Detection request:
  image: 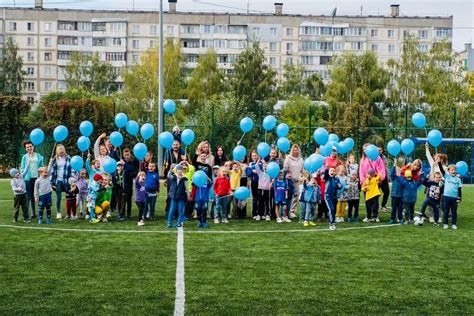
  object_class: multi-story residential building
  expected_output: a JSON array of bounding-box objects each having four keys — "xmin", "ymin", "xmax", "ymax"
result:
[{"xmin": 0, "ymin": 1, "xmax": 453, "ymax": 104}]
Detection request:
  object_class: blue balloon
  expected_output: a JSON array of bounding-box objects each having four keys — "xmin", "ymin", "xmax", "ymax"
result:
[
  {"xmin": 428, "ymin": 129, "xmax": 443, "ymax": 147},
  {"xmin": 328, "ymin": 133, "xmax": 339, "ymax": 143},
  {"xmin": 109, "ymin": 131, "xmax": 123, "ymax": 147},
  {"xmin": 338, "ymin": 141, "xmax": 348, "ymax": 154},
  {"xmin": 234, "ymin": 187, "xmax": 250, "ymax": 200},
  {"xmin": 103, "ymin": 157, "xmax": 117, "ymax": 174},
  {"xmin": 125, "ymin": 120, "xmax": 139, "ymax": 136},
  {"xmin": 276, "ymin": 137, "xmax": 291, "ymax": 153},
  {"xmin": 240, "ymin": 117, "xmax": 254, "ymax": 133},
  {"xmin": 163, "ymin": 99, "xmax": 176, "ymax": 114},
  {"xmin": 267, "ymin": 162, "xmax": 280, "ymax": 179},
  {"xmin": 257, "ymin": 142, "xmax": 271, "ymax": 158},
  {"xmin": 455, "ymin": 161, "xmax": 468, "ymax": 177},
  {"xmin": 115, "ymin": 113, "xmax": 128, "ymax": 129},
  {"xmin": 276, "ymin": 123, "xmax": 290, "ymax": 138},
  {"xmin": 53, "ymin": 125, "xmax": 68, "ymax": 142},
  {"xmin": 181, "ymin": 129, "xmax": 195, "ymax": 146},
  {"xmin": 320, "ymin": 143, "xmax": 333, "ymax": 157},
  {"xmin": 365, "ymin": 144, "xmax": 379, "ymax": 161},
  {"xmin": 387, "ymin": 139, "xmax": 401, "ymax": 157},
  {"xmin": 310, "ymin": 154, "xmax": 325, "ymax": 171},
  {"xmin": 158, "ymin": 132, "xmax": 174, "ymax": 149},
  {"xmin": 328, "ymin": 141, "xmax": 339, "ymax": 153},
  {"xmin": 70, "ymin": 155, "xmax": 84, "ymax": 172},
  {"xmin": 192, "ymin": 170, "xmax": 207, "ymax": 188},
  {"xmin": 133, "ymin": 143, "xmax": 148, "ymax": 160},
  {"xmin": 344, "ymin": 138, "xmax": 355, "ymax": 152},
  {"xmin": 262, "ymin": 115, "xmax": 277, "ymax": 131},
  {"xmin": 79, "ymin": 121, "xmax": 93, "ymax": 137},
  {"xmin": 30, "ymin": 128, "xmax": 45, "ymax": 146},
  {"xmin": 401, "ymin": 139, "xmax": 415, "ymax": 155},
  {"xmin": 232, "ymin": 145, "xmax": 247, "ymax": 161},
  {"xmin": 412, "ymin": 112, "xmax": 427, "ymax": 128},
  {"xmin": 76, "ymin": 136, "xmax": 90, "ymax": 152},
  {"xmin": 140, "ymin": 123, "xmax": 154, "ymax": 141},
  {"xmin": 313, "ymin": 128, "xmax": 329, "ymax": 145}
]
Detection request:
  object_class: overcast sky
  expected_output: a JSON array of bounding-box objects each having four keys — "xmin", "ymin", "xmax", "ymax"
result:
[{"xmin": 2, "ymin": 0, "xmax": 473, "ymax": 51}]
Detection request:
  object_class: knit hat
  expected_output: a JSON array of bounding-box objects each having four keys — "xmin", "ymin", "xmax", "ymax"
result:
[
  {"xmin": 68, "ymin": 177, "xmax": 77, "ymax": 186},
  {"xmin": 9, "ymin": 168, "xmax": 19, "ymax": 177},
  {"xmin": 367, "ymin": 169, "xmax": 375, "ymax": 176},
  {"xmin": 404, "ymin": 170, "xmax": 412, "ymax": 178},
  {"xmin": 350, "ymin": 170, "xmax": 357, "ymax": 176},
  {"xmin": 175, "ymin": 164, "xmax": 183, "ymax": 171},
  {"xmin": 93, "ymin": 174, "xmax": 102, "ymax": 182}
]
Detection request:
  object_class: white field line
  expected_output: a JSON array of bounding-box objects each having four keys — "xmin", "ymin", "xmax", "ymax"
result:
[
  {"xmin": 174, "ymin": 227, "xmax": 185, "ymax": 316},
  {"xmin": 0, "ymin": 223, "xmax": 400, "ymax": 234}
]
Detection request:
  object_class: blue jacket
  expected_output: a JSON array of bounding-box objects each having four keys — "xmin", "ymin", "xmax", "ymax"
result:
[
  {"xmin": 300, "ymin": 181, "xmax": 321, "ymax": 203},
  {"xmin": 195, "ymin": 181, "xmax": 211, "ymax": 202},
  {"xmin": 167, "ymin": 173, "xmax": 188, "ymax": 200},
  {"xmin": 20, "ymin": 152, "xmax": 44, "ymax": 181},
  {"xmin": 324, "ymin": 169, "xmax": 341, "ymax": 200},
  {"xmin": 399, "ymin": 177, "xmax": 423, "ymax": 203},
  {"xmin": 145, "ymin": 170, "xmax": 160, "ymax": 192},
  {"xmin": 390, "ymin": 167, "xmax": 403, "ymax": 198}
]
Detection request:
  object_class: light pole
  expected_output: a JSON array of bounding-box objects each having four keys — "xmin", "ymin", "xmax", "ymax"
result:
[{"xmin": 158, "ymin": 0, "xmax": 164, "ymax": 172}]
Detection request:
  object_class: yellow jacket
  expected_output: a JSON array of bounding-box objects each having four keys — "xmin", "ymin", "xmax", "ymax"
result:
[
  {"xmin": 363, "ymin": 175, "xmax": 381, "ymax": 200},
  {"xmin": 229, "ymin": 169, "xmax": 242, "ymax": 190}
]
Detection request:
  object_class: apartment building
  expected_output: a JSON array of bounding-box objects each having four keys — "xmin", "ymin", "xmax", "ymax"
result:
[{"xmin": 0, "ymin": 1, "xmax": 453, "ymax": 104}]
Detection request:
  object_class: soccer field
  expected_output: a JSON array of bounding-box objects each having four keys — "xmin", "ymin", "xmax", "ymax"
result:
[{"xmin": 1, "ymin": 180, "xmax": 473, "ymax": 314}]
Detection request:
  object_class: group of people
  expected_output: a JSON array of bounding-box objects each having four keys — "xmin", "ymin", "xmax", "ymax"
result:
[{"xmin": 10, "ymin": 128, "xmax": 464, "ymax": 230}]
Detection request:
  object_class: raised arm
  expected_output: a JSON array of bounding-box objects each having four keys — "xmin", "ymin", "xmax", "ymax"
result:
[{"xmin": 425, "ymin": 143, "xmax": 435, "ymax": 168}]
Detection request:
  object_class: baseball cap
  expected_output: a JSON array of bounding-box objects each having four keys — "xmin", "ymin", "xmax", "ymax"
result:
[{"xmin": 93, "ymin": 174, "xmax": 102, "ymax": 181}]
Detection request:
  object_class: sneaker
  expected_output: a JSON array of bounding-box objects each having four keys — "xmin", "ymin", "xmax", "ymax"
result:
[
  {"xmin": 196, "ymin": 222, "xmax": 203, "ymax": 228},
  {"xmin": 255, "ymin": 215, "xmax": 261, "ymax": 221},
  {"xmin": 24, "ymin": 218, "xmax": 31, "ymax": 223},
  {"xmin": 443, "ymin": 224, "xmax": 449, "ymax": 229},
  {"xmin": 388, "ymin": 219, "xmax": 395, "ymax": 224},
  {"xmin": 117, "ymin": 216, "xmax": 126, "ymax": 221},
  {"xmin": 289, "ymin": 212, "xmax": 297, "ymax": 219},
  {"xmin": 339, "ymin": 217, "xmax": 345, "ymax": 223},
  {"xmin": 381, "ymin": 207, "xmax": 388, "ymax": 212},
  {"xmin": 85, "ymin": 215, "xmax": 90, "ymax": 220},
  {"xmin": 329, "ymin": 224, "xmax": 336, "ymax": 231},
  {"xmin": 347, "ymin": 217, "xmax": 353, "ymax": 223},
  {"xmin": 202, "ymin": 223, "xmax": 209, "ymax": 228},
  {"xmin": 47, "ymin": 218, "xmax": 52, "ymax": 224},
  {"xmin": 362, "ymin": 217, "xmax": 369, "ymax": 223},
  {"xmin": 276, "ymin": 217, "xmax": 283, "ymax": 223},
  {"xmin": 71, "ymin": 215, "xmax": 78, "ymax": 220},
  {"xmin": 309, "ymin": 221, "xmax": 316, "ymax": 226},
  {"xmin": 399, "ymin": 220, "xmax": 405, "ymax": 225},
  {"xmin": 12, "ymin": 219, "xmax": 17, "ymax": 223},
  {"xmin": 375, "ymin": 218, "xmax": 380, "ymax": 223},
  {"xmin": 38, "ymin": 218, "xmax": 43, "ymax": 224},
  {"xmin": 369, "ymin": 218, "xmax": 376, "ymax": 223},
  {"xmin": 31, "ymin": 214, "xmax": 36, "ymax": 219},
  {"xmin": 429, "ymin": 216, "xmax": 434, "ymax": 223},
  {"xmin": 353, "ymin": 216, "xmax": 359, "ymax": 222},
  {"xmin": 214, "ymin": 218, "xmax": 220, "ymax": 224},
  {"xmin": 433, "ymin": 223, "xmax": 439, "ymax": 228},
  {"xmin": 102, "ymin": 217, "xmax": 108, "ymax": 223},
  {"xmin": 90, "ymin": 219, "xmax": 100, "ymax": 224},
  {"xmin": 64, "ymin": 215, "xmax": 70, "ymax": 220},
  {"xmin": 304, "ymin": 221, "xmax": 309, "ymax": 227},
  {"xmin": 193, "ymin": 214, "xmax": 198, "ymax": 219},
  {"xmin": 223, "ymin": 218, "xmax": 229, "ymax": 224},
  {"xmin": 137, "ymin": 220, "xmax": 145, "ymax": 226},
  {"xmin": 252, "ymin": 216, "xmax": 257, "ymax": 220},
  {"xmin": 265, "ymin": 215, "xmax": 271, "ymax": 221},
  {"xmin": 452, "ymin": 225, "xmax": 458, "ymax": 230},
  {"xmin": 107, "ymin": 211, "xmax": 112, "ymax": 219},
  {"xmin": 227, "ymin": 214, "xmax": 232, "ymax": 219},
  {"xmin": 282, "ymin": 217, "xmax": 292, "ymax": 223},
  {"xmin": 56, "ymin": 213, "xmax": 62, "ymax": 220}
]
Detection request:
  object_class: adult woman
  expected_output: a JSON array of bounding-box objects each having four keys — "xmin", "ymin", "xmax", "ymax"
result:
[
  {"xmin": 324, "ymin": 147, "xmax": 343, "ymax": 169},
  {"xmin": 359, "ymin": 143, "xmax": 386, "ymax": 185},
  {"xmin": 20, "ymin": 140, "xmax": 44, "ymax": 219},
  {"xmin": 214, "ymin": 146, "xmax": 228, "ymax": 168},
  {"xmin": 283, "ymin": 144, "xmax": 304, "ymax": 218},
  {"xmin": 400, "ymin": 159, "xmax": 423, "ymax": 180},
  {"xmin": 48, "ymin": 144, "xmax": 72, "ymax": 219},
  {"xmin": 193, "ymin": 141, "xmax": 215, "ymax": 167},
  {"xmin": 377, "ymin": 146, "xmax": 390, "ymax": 212}
]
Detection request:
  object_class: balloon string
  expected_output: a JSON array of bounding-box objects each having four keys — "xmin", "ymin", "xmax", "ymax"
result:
[
  {"xmin": 50, "ymin": 142, "xmax": 57, "ymax": 161},
  {"xmin": 265, "ymin": 132, "xmax": 267, "ymax": 143},
  {"xmin": 172, "ymin": 114, "xmax": 178, "ymax": 129},
  {"xmin": 239, "ymin": 132, "xmax": 246, "ymax": 143}
]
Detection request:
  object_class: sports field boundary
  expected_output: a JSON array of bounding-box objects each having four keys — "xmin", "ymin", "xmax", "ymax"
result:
[{"xmin": 174, "ymin": 227, "xmax": 185, "ymax": 316}]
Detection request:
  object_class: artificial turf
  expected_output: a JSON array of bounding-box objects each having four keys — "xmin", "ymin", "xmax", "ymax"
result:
[{"xmin": 0, "ymin": 179, "xmax": 473, "ymax": 314}]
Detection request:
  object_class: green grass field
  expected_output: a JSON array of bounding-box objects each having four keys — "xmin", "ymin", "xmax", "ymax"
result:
[{"xmin": 1, "ymin": 179, "xmax": 473, "ymax": 314}]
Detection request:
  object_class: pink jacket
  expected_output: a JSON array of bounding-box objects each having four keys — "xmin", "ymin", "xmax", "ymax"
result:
[{"xmin": 359, "ymin": 157, "xmax": 386, "ymax": 184}]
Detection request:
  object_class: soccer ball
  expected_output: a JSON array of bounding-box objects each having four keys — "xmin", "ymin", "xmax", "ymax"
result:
[{"xmin": 414, "ymin": 215, "xmax": 424, "ymax": 226}]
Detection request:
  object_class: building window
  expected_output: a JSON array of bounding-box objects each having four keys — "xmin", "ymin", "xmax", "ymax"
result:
[
  {"xmin": 44, "ymin": 52, "xmax": 52, "ymax": 61},
  {"xmin": 27, "ymin": 52, "xmax": 35, "ymax": 61},
  {"xmin": 132, "ymin": 25, "xmax": 140, "ymax": 34},
  {"xmin": 45, "ymin": 82, "xmax": 52, "ymax": 91},
  {"xmin": 215, "ymin": 25, "xmax": 226, "ymax": 34},
  {"xmin": 351, "ymin": 42, "xmax": 363, "ymax": 51},
  {"xmin": 132, "ymin": 53, "xmax": 140, "ymax": 63},
  {"xmin": 371, "ymin": 44, "xmax": 378, "ymax": 52},
  {"xmin": 187, "ymin": 55, "xmax": 198, "ymax": 63},
  {"xmin": 45, "ymin": 66, "xmax": 52, "ymax": 76},
  {"xmin": 106, "ymin": 52, "xmax": 126, "ymax": 61},
  {"xmin": 228, "ymin": 25, "xmax": 244, "ymax": 34},
  {"xmin": 92, "ymin": 22, "xmax": 106, "ymax": 32},
  {"xmin": 348, "ymin": 27, "xmax": 365, "ymax": 36},
  {"xmin": 320, "ymin": 27, "xmax": 332, "ymax": 35},
  {"xmin": 44, "ymin": 37, "xmax": 52, "ymax": 47},
  {"xmin": 300, "ymin": 56, "xmax": 313, "ymax": 65},
  {"xmin": 269, "ymin": 42, "xmax": 276, "ymax": 52},
  {"xmin": 27, "ymin": 22, "xmax": 34, "ymax": 31},
  {"xmin": 333, "ymin": 28, "xmax": 345, "ymax": 36},
  {"xmin": 286, "ymin": 42, "xmax": 293, "ymax": 52},
  {"xmin": 27, "ymin": 37, "xmax": 35, "ymax": 46},
  {"xmin": 213, "ymin": 40, "xmax": 225, "ymax": 49},
  {"xmin": 181, "ymin": 25, "xmax": 198, "ymax": 34},
  {"xmin": 110, "ymin": 22, "xmax": 125, "ymax": 32},
  {"xmin": 388, "ymin": 29, "xmax": 395, "ymax": 38},
  {"xmin": 80, "ymin": 37, "xmax": 91, "ymax": 46},
  {"xmin": 27, "ymin": 67, "xmax": 34, "ymax": 75},
  {"xmin": 59, "ymin": 21, "xmax": 77, "ymax": 31},
  {"xmin": 270, "ymin": 28, "xmax": 277, "ymax": 36},
  {"xmin": 218, "ymin": 54, "xmax": 229, "ymax": 63},
  {"xmin": 286, "ymin": 57, "xmax": 293, "ymax": 65},
  {"xmin": 333, "ymin": 42, "xmax": 344, "ymax": 51},
  {"xmin": 201, "ymin": 40, "xmax": 213, "ymax": 48},
  {"xmin": 435, "ymin": 28, "xmax": 452, "ymax": 38},
  {"xmin": 9, "ymin": 22, "xmax": 17, "ymax": 31},
  {"xmin": 149, "ymin": 40, "xmax": 155, "ymax": 48},
  {"xmin": 203, "ymin": 25, "xmax": 212, "ymax": 33},
  {"xmin": 26, "ymin": 96, "xmax": 35, "ymax": 104},
  {"xmin": 320, "ymin": 56, "xmax": 331, "ymax": 65},
  {"xmin": 78, "ymin": 22, "xmax": 92, "ymax": 31},
  {"xmin": 269, "ymin": 57, "xmax": 276, "ymax": 65},
  {"xmin": 417, "ymin": 44, "xmax": 429, "ymax": 53},
  {"xmin": 150, "ymin": 25, "xmax": 157, "ymax": 34},
  {"xmin": 167, "ymin": 26, "xmax": 174, "ymax": 34},
  {"xmin": 26, "ymin": 82, "xmax": 35, "ymax": 91},
  {"xmin": 181, "ymin": 39, "xmax": 200, "ymax": 48},
  {"xmin": 370, "ymin": 29, "xmax": 378, "ymax": 37},
  {"xmin": 388, "ymin": 44, "xmax": 396, "ymax": 53},
  {"xmin": 286, "ymin": 28, "xmax": 293, "ymax": 36},
  {"xmin": 58, "ymin": 36, "xmax": 78, "ymax": 45},
  {"xmin": 227, "ymin": 40, "xmax": 244, "ymax": 49},
  {"xmin": 252, "ymin": 27, "xmax": 260, "ymax": 36},
  {"xmin": 58, "ymin": 51, "xmax": 71, "ymax": 60},
  {"xmin": 112, "ymin": 38, "xmax": 123, "ymax": 46},
  {"xmin": 92, "ymin": 38, "xmax": 106, "ymax": 46},
  {"xmin": 302, "ymin": 41, "xmax": 333, "ymax": 51},
  {"xmin": 132, "ymin": 40, "xmax": 140, "ymax": 49},
  {"xmin": 45, "ymin": 23, "xmax": 52, "ymax": 32},
  {"xmin": 418, "ymin": 30, "xmax": 428, "ymax": 39}
]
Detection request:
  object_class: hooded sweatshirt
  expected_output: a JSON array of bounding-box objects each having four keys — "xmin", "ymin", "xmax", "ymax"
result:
[{"xmin": 284, "ymin": 155, "xmax": 304, "ymax": 181}]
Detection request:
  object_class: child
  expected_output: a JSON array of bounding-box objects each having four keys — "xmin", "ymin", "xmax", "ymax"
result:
[
  {"xmin": 76, "ymin": 168, "xmax": 88, "ymax": 219},
  {"xmin": 361, "ymin": 169, "xmax": 381, "ymax": 223},
  {"xmin": 285, "ymin": 170, "xmax": 294, "ymax": 214},
  {"xmin": 300, "ymin": 176, "xmax": 321, "ymax": 226},
  {"xmin": 10, "ymin": 168, "xmax": 30, "ymax": 223},
  {"xmin": 419, "ymin": 171, "xmax": 444, "ymax": 227},
  {"xmin": 167, "ymin": 164, "xmax": 188, "ymax": 228},
  {"xmin": 346, "ymin": 154, "xmax": 359, "ymax": 176},
  {"xmin": 87, "ymin": 173, "xmax": 102, "ymax": 224},
  {"xmin": 228, "ymin": 161, "xmax": 242, "ymax": 218},
  {"xmin": 388, "ymin": 164, "xmax": 404, "ymax": 225},
  {"xmin": 122, "ymin": 148, "xmax": 139, "ymax": 220},
  {"xmin": 112, "ymin": 161, "xmax": 127, "ymax": 221},
  {"xmin": 96, "ymin": 173, "xmax": 113, "ymax": 221},
  {"xmin": 195, "ymin": 177, "xmax": 211, "ymax": 228},
  {"xmin": 213, "ymin": 167, "xmax": 232, "ymax": 224},
  {"xmin": 182, "ymin": 161, "xmax": 196, "ymax": 220},
  {"xmin": 246, "ymin": 151, "xmax": 260, "ymax": 219},
  {"xmin": 140, "ymin": 151, "xmax": 153, "ymax": 172},
  {"xmin": 256, "ymin": 159, "xmax": 272, "ymax": 221},
  {"xmin": 336, "ymin": 165, "xmax": 349, "ymax": 222},
  {"xmin": 172, "ymin": 125, "xmax": 181, "ymax": 142},
  {"xmin": 136, "ymin": 171, "xmax": 147, "ymax": 226},
  {"xmin": 209, "ymin": 165, "xmax": 219, "ymax": 219},
  {"xmin": 273, "ymin": 170, "xmax": 290, "ymax": 223},
  {"xmin": 347, "ymin": 170, "xmax": 360, "ymax": 222},
  {"xmin": 65, "ymin": 177, "xmax": 79, "ymax": 220},
  {"xmin": 324, "ymin": 167, "xmax": 341, "ymax": 230},
  {"xmin": 145, "ymin": 161, "xmax": 160, "ymax": 221},
  {"xmin": 34, "ymin": 166, "xmax": 53, "ymax": 224},
  {"xmin": 86, "ymin": 153, "xmax": 101, "ymax": 185},
  {"xmin": 439, "ymin": 164, "xmax": 462, "ymax": 230},
  {"xmin": 315, "ymin": 170, "xmax": 328, "ymax": 222},
  {"xmin": 398, "ymin": 170, "xmax": 424, "ymax": 224}
]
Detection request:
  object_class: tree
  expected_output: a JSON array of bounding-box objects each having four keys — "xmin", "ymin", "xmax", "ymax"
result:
[
  {"xmin": 65, "ymin": 52, "xmax": 117, "ymax": 95},
  {"xmin": 187, "ymin": 50, "xmax": 225, "ymax": 116},
  {"xmin": 0, "ymin": 37, "xmax": 25, "ymax": 96},
  {"xmin": 230, "ymin": 42, "xmax": 277, "ymax": 119},
  {"xmin": 280, "ymin": 64, "xmax": 325, "ymax": 100}
]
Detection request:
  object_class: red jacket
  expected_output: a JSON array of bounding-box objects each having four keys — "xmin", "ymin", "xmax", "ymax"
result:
[{"xmin": 213, "ymin": 176, "xmax": 232, "ymax": 196}]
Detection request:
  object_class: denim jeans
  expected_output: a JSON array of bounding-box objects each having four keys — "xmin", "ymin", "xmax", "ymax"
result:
[
  {"xmin": 145, "ymin": 192, "xmax": 157, "ymax": 218},
  {"xmin": 443, "ymin": 196, "xmax": 458, "ymax": 225},
  {"xmin": 168, "ymin": 199, "xmax": 185, "ymax": 226},
  {"xmin": 55, "ymin": 180, "xmax": 66, "ymax": 214},
  {"xmin": 214, "ymin": 196, "xmax": 228, "ymax": 220},
  {"xmin": 38, "ymin": 192, "xmax": 52, "ymax": 220},
  {"xmin": 25, "ymin": 178, "xmax": 37, "ymax": 216},
  {"xmin": 390, "ymin": 197, "xmax": 403, "ymax": 221}
]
